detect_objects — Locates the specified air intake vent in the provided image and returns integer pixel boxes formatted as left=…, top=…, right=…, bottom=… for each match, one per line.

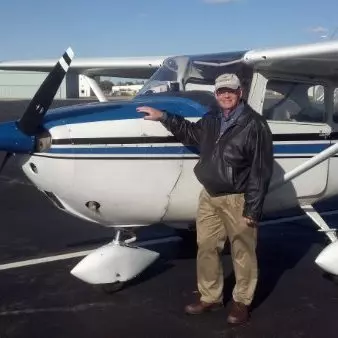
left=44, top=191, right=65, bottom=210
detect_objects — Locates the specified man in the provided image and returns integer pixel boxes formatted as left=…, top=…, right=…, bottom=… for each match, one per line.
left=136, top=73, right=273, bottom=325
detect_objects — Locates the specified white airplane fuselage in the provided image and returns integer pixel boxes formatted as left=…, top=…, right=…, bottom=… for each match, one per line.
left=17, top=97, right=338, bottom=228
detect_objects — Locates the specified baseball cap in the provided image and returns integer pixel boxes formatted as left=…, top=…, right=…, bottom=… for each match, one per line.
left=215, top=73, right=241, bottom=91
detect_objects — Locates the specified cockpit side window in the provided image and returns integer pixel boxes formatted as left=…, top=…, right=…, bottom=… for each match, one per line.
left=263, top=80, right=325, bottom=123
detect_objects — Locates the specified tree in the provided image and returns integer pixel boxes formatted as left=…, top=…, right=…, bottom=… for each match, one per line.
left=99, top=80, right=113, bottom=92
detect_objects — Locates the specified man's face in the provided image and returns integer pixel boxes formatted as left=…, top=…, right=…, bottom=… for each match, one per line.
left=215, top=87, right=242, bottom=111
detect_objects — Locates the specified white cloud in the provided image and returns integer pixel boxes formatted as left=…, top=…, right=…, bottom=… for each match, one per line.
left=203, top=0, right=238, bottom=4
left=309, top=26, right=329, bottom=33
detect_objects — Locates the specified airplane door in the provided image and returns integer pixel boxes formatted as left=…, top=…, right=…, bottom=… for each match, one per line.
left=330, top=87, right=338, bottom=131
left=260, top=79, right=331, bottom=211
left=161, top=80, right=334, bottom=220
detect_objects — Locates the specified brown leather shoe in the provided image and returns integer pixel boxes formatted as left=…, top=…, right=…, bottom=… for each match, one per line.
left=185, top=301, right=223, bottom=315
left=227, top=301, right=249, bottom=325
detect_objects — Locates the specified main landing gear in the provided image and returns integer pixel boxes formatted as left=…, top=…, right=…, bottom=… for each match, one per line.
left=301, top=204, right=338, bottom=279
left=70, top=227, right=160, bottom=293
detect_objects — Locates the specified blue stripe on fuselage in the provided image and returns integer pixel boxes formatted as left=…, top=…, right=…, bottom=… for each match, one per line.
left=47, top=143, right=331, bottom=155
left=274, top=143, right=328, bottom=153
left=48, top=146, right=194, bottom=155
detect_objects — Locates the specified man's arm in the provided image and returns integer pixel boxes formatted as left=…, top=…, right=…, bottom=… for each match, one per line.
left=137, top=106, right=203, bottom=146
left=243, top=120, right=274, bottom=222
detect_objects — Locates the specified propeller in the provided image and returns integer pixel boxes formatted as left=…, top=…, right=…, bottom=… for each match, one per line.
left=17, top=47, right=74, bottom=135
left=0, top=47, right=74, bottom=175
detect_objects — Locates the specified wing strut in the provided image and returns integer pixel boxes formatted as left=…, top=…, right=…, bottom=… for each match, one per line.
left=300, top=204, right=338, bottom=276
left=82, top=75, right=108, bottom=102
left=269, top=141, right=338, bottom=192
left=301, top=204, right=338, bottom=242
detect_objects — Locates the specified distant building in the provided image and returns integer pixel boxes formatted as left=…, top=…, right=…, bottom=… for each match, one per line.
left=111, top=84, right=143, bottom=96
left=78, top=74, right=92, bottom=98
left=0, top=71, right=91, bottom=99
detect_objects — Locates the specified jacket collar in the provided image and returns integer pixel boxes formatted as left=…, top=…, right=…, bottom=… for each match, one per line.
left=234, top=102, right=252, bottom=126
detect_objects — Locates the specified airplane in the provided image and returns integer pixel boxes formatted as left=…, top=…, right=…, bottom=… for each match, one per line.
left=1, top=40, right=338, bottom=292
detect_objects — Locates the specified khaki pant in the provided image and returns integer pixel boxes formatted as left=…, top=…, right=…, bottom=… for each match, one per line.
left=196, top=188, right=258, bottom=306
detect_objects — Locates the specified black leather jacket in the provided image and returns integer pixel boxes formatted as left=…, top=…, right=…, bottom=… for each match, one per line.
left=161, top=102, right=274, bottom=221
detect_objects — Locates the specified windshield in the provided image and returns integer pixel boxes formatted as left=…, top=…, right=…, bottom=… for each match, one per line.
left=138, top=56, right=189, bottom=95
left=137, top=51, right=252, bottom=97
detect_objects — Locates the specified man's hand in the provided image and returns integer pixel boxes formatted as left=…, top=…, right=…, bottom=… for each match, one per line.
left=136, top=106, right=164, bottom=121
left=243, top=216, right=257, bottom=228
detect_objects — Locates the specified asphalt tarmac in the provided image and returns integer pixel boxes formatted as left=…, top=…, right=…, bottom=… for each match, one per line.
left=0, top=99, right=338, bottom=338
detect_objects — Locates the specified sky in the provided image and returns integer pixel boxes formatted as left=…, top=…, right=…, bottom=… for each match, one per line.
left=0, top=0, right=337, bottom=61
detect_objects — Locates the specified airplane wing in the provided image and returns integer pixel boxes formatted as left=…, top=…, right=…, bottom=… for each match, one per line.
left=0, top=56, right=167, bottom=79
left=0, top=54, right=168, bottom=102
left=243, top=40, right=338, bottom=78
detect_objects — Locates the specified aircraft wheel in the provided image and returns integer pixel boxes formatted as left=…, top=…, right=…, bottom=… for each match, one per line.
left=322, top=272, right=338, bottom=284
left=101, top=281, right=125, bottom=294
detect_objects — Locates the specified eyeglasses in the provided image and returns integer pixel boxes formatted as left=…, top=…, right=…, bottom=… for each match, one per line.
left=216, top=88, right=240, bottom=95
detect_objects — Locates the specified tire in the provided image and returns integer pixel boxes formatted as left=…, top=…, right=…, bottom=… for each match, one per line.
left=322, top=272, right=338, bottom=284
left=101, top=281, right=125, bottom=294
